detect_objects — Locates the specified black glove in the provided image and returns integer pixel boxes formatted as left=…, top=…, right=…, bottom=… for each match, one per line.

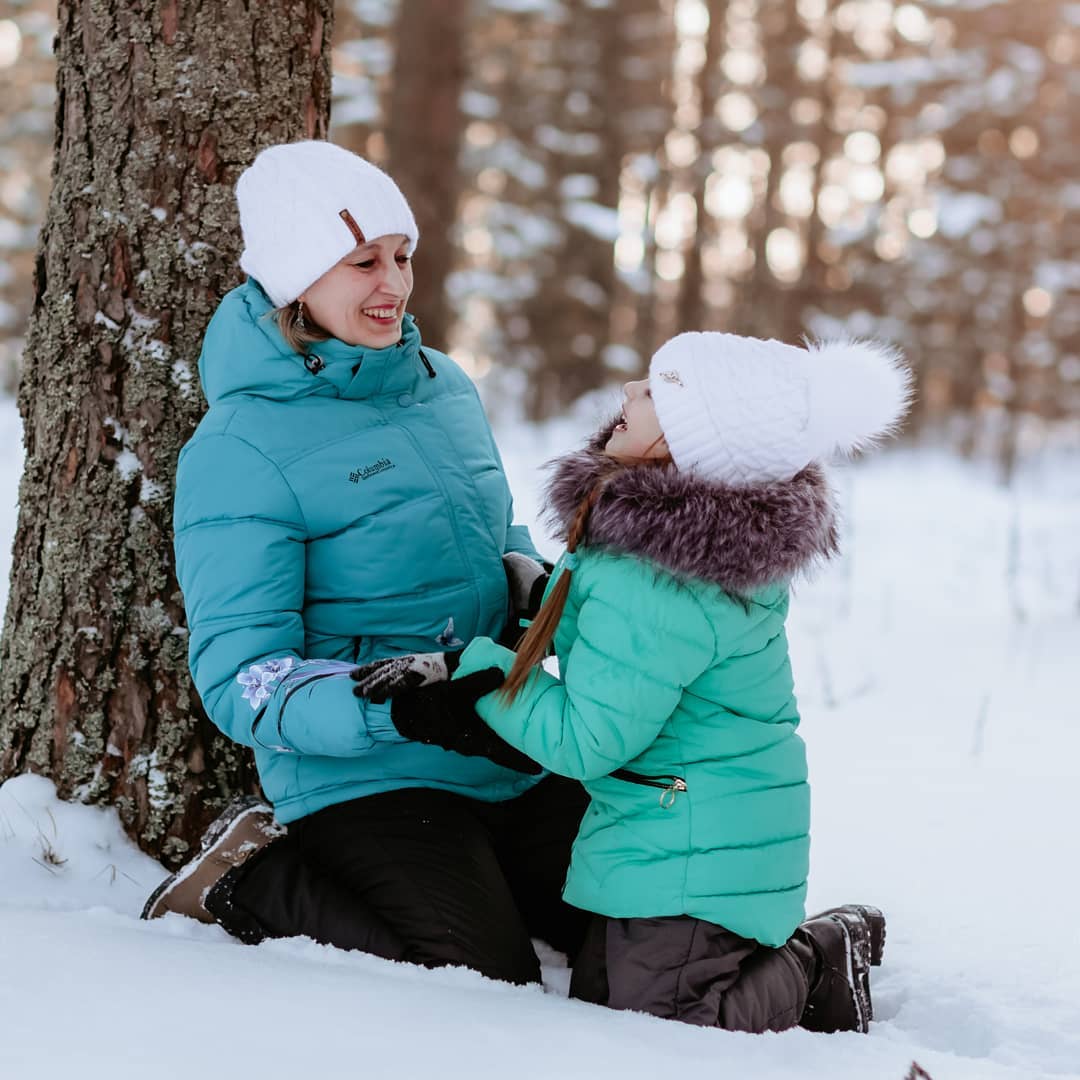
left=388, top=669, right=543, bottom=775
left=351, top=654, right=542, bottom=774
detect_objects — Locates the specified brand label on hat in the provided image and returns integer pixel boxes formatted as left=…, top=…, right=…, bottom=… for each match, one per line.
left=657, top=370, right=684, bottom=386
left=339, top=208, right=366, bottom=245
left=349, top=458, right=395, bottom=483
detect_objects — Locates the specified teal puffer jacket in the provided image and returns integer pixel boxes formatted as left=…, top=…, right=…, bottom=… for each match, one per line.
left=455, top=434, right=839, bottom=946
left=174, top=280, right=545, bottom=822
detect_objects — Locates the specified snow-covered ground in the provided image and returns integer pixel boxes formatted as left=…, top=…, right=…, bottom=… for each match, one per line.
left=1, top=395, right=1078, bottom=1080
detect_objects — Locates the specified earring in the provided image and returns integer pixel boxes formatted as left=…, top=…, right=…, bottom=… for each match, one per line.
left=296, top=300, right=306, bottom=330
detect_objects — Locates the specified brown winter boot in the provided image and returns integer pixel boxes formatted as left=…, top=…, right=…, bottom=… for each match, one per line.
left=140, top=796, right=285, bottom=924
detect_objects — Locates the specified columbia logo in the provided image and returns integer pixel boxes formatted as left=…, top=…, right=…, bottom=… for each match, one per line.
left=349, top=458, right=395, bottom=483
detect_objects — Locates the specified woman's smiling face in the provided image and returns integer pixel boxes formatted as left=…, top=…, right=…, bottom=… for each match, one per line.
left=604, top=380, right=670, bottom=461
left=299, top=234, right=414, bottom=347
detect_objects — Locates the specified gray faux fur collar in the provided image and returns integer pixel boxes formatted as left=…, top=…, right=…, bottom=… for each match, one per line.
left=544, top=419, right=839, bottom=595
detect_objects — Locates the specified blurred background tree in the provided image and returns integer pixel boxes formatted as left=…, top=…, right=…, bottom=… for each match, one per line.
left=0, top=0, right=53, bottom=397
left=4, top=0, right=1077, bottom=454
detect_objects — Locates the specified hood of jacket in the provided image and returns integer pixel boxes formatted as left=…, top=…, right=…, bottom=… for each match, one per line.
left=198, top=279, right=427, bottom=405
left=544, top=418, right=839, bottom=595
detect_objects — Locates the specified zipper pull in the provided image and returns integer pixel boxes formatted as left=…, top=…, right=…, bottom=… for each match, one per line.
left=659, top=777, right=687, bottom=809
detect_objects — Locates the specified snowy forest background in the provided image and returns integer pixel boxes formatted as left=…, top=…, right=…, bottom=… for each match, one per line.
left=0, top=3, right=1078, bottom=1079
left=2, top=0, right=1079, bottom=461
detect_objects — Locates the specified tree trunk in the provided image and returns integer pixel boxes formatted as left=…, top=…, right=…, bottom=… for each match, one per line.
left=0, top=0, right=334, bottom=865
left=677, top=0, right=727, bottom=333
left=521, top=0, right=677, bottom=418
left=523, top=0, right=623, bottom=419
left=386, top=0, right=467, bottom=352
left=733, top=0, right=802, bottom=340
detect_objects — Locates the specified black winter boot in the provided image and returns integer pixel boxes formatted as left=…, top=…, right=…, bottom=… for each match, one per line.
left=799, top=908, right=879, bottom=1034
left=808, top=904, right=886, bottom=966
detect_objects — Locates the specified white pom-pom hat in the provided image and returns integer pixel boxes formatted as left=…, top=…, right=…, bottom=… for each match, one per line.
left=648, top=332, right=912, bottom=486
left=236, top=141, right=419, bottom=308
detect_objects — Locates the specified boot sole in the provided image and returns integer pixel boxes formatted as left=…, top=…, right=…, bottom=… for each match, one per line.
left=140, top=871, right=182, bottom=922
left=839, top=916, right=873, bottom=1034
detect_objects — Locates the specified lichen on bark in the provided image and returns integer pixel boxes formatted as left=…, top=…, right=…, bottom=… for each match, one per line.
left=0, top=0, right=335, bottom=864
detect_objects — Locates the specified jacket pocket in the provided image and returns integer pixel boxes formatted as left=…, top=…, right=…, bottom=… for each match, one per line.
left=610, top=768, right=688, bottom=809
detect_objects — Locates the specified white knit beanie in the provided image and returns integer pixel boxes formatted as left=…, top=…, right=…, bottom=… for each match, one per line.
left=649, top=332, right=912, bottom=486
left=236, top=141, right=419, bottom=308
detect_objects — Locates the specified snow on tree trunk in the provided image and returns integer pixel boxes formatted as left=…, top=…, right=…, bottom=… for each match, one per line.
left=0, top=0, right=334, bottom=865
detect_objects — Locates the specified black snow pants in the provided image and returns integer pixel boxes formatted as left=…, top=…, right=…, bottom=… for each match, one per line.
left=569, top=914, right=817, bottom=1032
left=219, top=775, right=590, bottom=985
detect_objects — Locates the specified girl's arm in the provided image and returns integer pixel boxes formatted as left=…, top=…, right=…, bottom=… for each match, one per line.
left=454, top=557, right=716, bottom=780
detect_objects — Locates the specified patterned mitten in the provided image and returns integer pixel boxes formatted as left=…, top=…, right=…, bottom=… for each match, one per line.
left=351, top=651, right=461, bottom=704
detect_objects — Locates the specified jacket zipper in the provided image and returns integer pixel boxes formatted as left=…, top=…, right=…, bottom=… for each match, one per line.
left=610, top=768, right=688, bottom=809
left=392, top=421, right=484, bottom=635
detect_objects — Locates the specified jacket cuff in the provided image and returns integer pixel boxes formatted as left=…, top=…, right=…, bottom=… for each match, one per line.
left=263, top=665, right=377, bottom=757
left=456, top=636, right=516, bottom=680
left=365, top=698, right=404, bottom=743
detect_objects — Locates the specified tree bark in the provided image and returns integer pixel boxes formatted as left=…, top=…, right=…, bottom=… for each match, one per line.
left=0, top=0, right=334, bottom=865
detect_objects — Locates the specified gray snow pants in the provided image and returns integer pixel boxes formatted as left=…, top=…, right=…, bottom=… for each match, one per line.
left=569, top=914, right=816, bottom=1032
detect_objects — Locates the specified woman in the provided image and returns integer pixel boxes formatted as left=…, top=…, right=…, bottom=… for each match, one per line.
left=144, top=140, right=587, bottom=984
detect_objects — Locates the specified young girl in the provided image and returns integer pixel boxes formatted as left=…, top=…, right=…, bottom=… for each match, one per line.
left=353, top=331, right=910, bottom=1033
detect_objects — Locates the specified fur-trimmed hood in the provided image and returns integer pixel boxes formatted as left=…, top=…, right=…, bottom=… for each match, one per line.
left=544, top=419, right=839, bottom=595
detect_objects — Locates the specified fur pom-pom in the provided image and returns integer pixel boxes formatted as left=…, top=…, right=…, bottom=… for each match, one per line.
left=803, top=339, right=913, bottom=459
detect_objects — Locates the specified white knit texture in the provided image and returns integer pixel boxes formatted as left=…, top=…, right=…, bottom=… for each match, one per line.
left=237, top=141, right=419, bottom=307
left=649, top=332, right=910, bottom=486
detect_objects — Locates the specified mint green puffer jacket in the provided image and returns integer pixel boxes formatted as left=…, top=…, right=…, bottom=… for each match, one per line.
left=174, top=280, right=545, bottom=823
left=455, top=433, right=838, bottom=946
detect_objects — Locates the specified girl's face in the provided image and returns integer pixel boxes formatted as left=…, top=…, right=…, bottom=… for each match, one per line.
left=299, top=234, right=414, bottom=348
left=604, top=380, right=670, bottom=461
